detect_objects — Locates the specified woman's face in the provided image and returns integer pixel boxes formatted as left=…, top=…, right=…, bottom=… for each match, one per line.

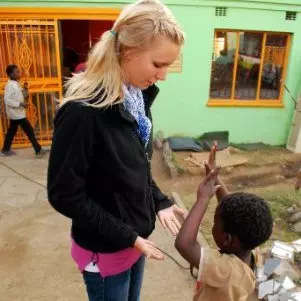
left=122, top=37, right=181, bottom=89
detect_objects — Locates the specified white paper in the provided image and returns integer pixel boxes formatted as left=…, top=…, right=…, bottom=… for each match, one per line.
left=281, top=276, right=296, bottom=290
left=280, top=292, right=301, bottom=301
left=258, top=280, right=282, bottom=299
left=268, top=295, right=280, bottom=301
left=292, top=239, right=301, bottom=252
left=271, top=244, right=294, bottom=260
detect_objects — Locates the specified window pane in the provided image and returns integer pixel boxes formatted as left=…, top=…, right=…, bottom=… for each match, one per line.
left=235, top=32, right=263, bottom=100
left=260, top=34, right=287, bottom=99
left=209, top=31, right=237, bottom=99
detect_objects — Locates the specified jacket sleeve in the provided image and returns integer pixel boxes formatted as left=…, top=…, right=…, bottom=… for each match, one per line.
left=4, top=84, right=21, bottom=108
left=151, top=176, right=174, bottom=213
left=47, top=102, right=138, bottom=249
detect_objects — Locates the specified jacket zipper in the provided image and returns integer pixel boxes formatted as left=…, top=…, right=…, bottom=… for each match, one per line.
left=132, top=123, right=152, bottom=185
left=132, top=124, right=154, bottom=222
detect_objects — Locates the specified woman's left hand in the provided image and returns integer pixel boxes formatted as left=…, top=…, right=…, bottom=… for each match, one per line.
left=158, top=205, right=187, bottom=236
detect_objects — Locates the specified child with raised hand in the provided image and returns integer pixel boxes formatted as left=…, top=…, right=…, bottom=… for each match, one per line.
left=175, top=144, right=273, bottom=301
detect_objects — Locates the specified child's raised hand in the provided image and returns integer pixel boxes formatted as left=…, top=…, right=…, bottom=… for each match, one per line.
left=197, top=168, right=221, bottom=202
left=205, top=142, right=218, bottom=175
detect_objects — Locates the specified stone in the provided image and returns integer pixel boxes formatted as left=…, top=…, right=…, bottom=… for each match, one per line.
left=287, top=206, right=297, bottom=214
left=290, top=211, right=301, bottom=223
left=154, top=138, right=163, bottom=149
left=168, top=163, right=178, bottom=178
left=162, top=141, right=178, bottom=178
left=277, top=275, right=296, bottom=290
left=155, top=131, right=164, bottom=141
left=154, top=131, right=165, bottom=149
left=274, top=218, right=282, bottom=224
left=279, top=292, right=301, bottom=301
left=264, top=258, right=281, bottom=277
left=225, top=167, right=234, bottom=174
left=293, top=221, right=301, bottom=233
left=258, top=280, right=283, bottom=299
left=261, top=247, right=271, bottom=257
left=228, top=146, right=242, bottom=154
left=273, top=260, right=299, bottom=280
left=267, top=295, right=280, bottom=301
left=154, top=131, right=164, bottom=149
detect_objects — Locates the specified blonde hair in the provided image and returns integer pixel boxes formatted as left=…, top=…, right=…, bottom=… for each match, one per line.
left=62, top=0, right=185, bottom=108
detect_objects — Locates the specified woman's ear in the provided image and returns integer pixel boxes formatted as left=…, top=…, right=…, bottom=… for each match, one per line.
left=122, top=48, right=136, bottom=62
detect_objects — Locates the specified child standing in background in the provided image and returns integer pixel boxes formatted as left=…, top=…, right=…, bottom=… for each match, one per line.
left=1, top=65, right=47, bottom=158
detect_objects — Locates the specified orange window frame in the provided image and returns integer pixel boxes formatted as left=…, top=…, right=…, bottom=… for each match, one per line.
left=208, top=29, right=292, bottom=108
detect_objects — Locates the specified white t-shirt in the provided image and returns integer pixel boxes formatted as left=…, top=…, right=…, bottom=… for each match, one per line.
left=4, top=80, right=26, bottom=120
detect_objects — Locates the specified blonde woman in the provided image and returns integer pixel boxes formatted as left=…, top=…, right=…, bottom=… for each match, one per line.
left=47, top=1, right=185, bottom=300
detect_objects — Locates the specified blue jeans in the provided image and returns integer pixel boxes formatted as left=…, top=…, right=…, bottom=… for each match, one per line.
left=83, top=256, right=145, bottom=301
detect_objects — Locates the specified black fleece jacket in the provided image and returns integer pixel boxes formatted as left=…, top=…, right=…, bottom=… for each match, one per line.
left=47, top=85, right=174, bottom=253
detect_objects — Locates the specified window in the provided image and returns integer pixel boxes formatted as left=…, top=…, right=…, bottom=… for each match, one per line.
left=209, top=30, right=291, bottom=107
left=286, top=11, right=297, bottom=21
left=215, top=7, right=227, bottom=17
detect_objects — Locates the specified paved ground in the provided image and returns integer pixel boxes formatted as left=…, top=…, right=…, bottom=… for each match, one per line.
left=0, top=148, right=194, bottom=301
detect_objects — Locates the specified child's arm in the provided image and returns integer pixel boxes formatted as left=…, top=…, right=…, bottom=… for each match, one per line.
left=206, top=143, right=229, bottom=202
left=175, top=169, right=220, bottom=268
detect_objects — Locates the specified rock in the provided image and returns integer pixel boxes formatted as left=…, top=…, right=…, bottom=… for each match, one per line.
left=168, top=162, right=178, bottom=178
left=287, top=206, right=297, bottom=214
left=225, top=167, right=233, bottom=174
left=273, top=260, right=299, bottom=280
left=154, top=131, right=165, bottom=149
left=162, top=141, right=179, bottom=178
left=261, top=247, right=271, bottom=256
left=290, top=211, right=301, bottom=223
left=155, top=131, right=164, bottom=140
left=154, top=137, right=163, bottom=149
left=228, top=146, right=242, bottom=154
left=292, top=221, right=301, bottom=233
left=264, top=258, right=281, bottom=277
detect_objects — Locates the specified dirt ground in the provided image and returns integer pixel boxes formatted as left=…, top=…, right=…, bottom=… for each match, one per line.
left=0, top=149, right=194, bottom=301
left=0, top=146, right=300, bottom=300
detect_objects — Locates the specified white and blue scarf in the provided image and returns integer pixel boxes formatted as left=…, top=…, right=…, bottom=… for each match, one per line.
left=123, top=85, right=152, bottom=147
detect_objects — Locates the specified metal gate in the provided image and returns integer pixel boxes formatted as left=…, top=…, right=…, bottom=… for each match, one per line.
left=0, top=19, right=62, bottom=148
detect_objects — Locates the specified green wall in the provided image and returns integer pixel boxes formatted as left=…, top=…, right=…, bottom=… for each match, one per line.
left=153, top=4, right=301, bottom=145
left=1, top=0, right=301, bottom=144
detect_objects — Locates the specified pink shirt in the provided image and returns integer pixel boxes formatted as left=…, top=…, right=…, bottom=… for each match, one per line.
left=71, top=239, right=142, bottom=277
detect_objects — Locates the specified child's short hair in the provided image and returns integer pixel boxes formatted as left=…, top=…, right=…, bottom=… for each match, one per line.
left=219, top=192, right=273, bottom=250
left=6, top=64, right=18, bottom=77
